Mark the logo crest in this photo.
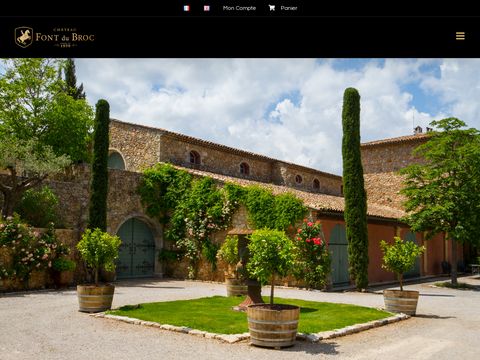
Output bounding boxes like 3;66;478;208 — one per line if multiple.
15;27;33;48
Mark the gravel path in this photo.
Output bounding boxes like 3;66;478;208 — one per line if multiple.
1;276;479;360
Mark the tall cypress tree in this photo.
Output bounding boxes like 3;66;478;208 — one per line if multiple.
64;58;86;100
88;99;110;231
341;88;369;290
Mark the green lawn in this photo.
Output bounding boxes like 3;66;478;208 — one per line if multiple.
434;281;478;290
107;296;391;334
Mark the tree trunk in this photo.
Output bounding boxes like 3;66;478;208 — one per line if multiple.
1;191;17;218
398;273;404;291
270;274;275;305
95;267;99;286
451;239;458;286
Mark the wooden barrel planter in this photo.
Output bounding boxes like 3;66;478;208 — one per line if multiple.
383;289;419;315
77;284;115;313
247;304;300;348
225;278;248;297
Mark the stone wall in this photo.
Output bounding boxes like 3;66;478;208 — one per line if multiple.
159;136;273;183
0;229;78;292
271;162;342;196
109;120;161;171
361;139;426;174
109;119;342;196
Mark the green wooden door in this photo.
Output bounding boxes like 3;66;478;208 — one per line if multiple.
330;224;350;286
404;231;421;278
116;218;155;278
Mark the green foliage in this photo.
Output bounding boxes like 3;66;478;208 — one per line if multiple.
293;219;331;289
41;92;93;163
0;58;93;163
88;100;110;231
174;177;238;278
14;186;60;228
0;137;70;218
244;186;276;228
380;237;425;291
217;235;239;266
158;249;183;262
77;228;121;286
63;58;86;100
244;186;307;230
247;229;294;304
52;257;76;272
202;239;219;272
138;164;305;280
0;216;62;281
139;163;192;222
401;118;480;285
341;87;369;291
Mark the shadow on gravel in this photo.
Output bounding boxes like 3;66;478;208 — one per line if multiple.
120;285;185;289
265;341;339;355
415;314;456;320
115;279;185;290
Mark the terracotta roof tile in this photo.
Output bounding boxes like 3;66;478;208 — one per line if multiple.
364;172;406;211
173;164;405;221
361;133;430;147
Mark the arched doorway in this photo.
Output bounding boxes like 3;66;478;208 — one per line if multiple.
116;218;155;278
329;224;350;286
108;151;126;170
404;231;420;278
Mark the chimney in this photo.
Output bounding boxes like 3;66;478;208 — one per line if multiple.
414;126;423;134
426;127;433;133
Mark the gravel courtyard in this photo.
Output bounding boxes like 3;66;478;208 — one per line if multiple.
1;276;479;360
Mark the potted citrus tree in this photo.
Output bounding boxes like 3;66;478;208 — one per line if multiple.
246;229;298;348
217;235;247;296
380;236;425;315
76;228;121;313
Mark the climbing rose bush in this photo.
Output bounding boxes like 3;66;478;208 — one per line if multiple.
0;215;60;281
293;219;331;289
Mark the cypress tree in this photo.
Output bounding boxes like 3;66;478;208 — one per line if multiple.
64;58;86;100
341;88;369;290
88;99;110;231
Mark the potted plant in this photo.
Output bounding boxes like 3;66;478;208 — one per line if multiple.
380;236;425;315
217;235;247;296
76;228;121;313
246;229;298;348
52;257;76;288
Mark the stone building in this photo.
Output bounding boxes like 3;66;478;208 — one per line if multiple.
4;119;459;288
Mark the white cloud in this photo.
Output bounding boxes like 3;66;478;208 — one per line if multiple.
76;58;473;175
421;59;480;127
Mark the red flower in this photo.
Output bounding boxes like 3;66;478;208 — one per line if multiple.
303;218;308;223
307;222;313;227
297;228;302;233
306;239;311;243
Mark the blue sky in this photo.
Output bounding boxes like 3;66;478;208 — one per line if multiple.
76;59;480;175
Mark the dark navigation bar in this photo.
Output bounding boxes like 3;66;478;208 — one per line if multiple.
0;15;479;57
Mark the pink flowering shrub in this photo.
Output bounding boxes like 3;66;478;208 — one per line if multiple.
293;218;331;289
0;215;62;281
